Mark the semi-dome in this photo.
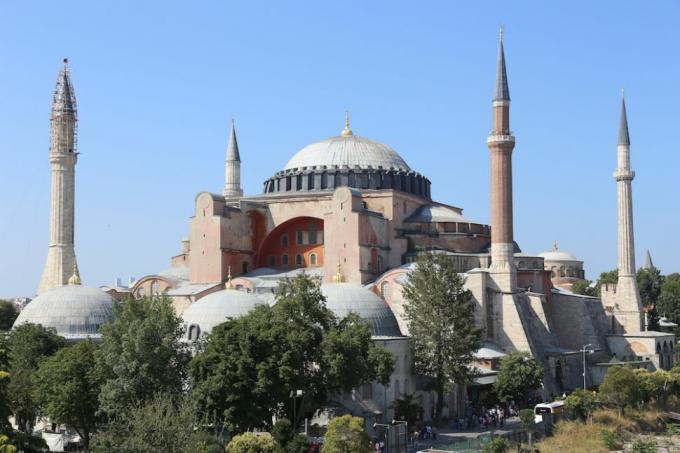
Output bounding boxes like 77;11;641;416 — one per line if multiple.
284;134;411;172
13;284;115;340
321;282;402;337
538;241;579;262
182;288;264;340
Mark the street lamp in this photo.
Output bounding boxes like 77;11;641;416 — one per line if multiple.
290;390;303;429
373;423;390;452
580;344;596;390
391;420;408;452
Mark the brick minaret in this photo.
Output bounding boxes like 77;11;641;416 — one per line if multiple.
487;29;516;291
38;59;79;294
613;94;643;332
223;119;243;199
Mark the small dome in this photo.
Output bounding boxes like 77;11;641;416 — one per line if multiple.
321;283;402;337
13;285;115;340
284;134;410;172
181;289;264;340
538;242;579;262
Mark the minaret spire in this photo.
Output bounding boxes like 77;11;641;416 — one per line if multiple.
643;250;654;270
612;92;643;332
223;118;243;199
487;28;517;291
38;58;79;294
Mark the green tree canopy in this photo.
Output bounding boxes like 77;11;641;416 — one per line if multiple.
599;365;640;414
564;388;597;421
321;415;370;453
493;352;543;406
0;302;18;331
571;280;596;297
33;340;101;451
226;433;280;453
91;393;220;453
95;296;189;418
189;274;393;434
658;274;680;329
401;252;482;421
7;323;65;432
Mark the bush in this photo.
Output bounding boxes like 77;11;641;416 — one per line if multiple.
321;415;370;453
630;438;657;453
565;389;597;421
482;436;508;453
226;433;281;453
600;428;622;450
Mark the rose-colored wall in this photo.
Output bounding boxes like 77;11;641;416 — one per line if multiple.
256;216;324;268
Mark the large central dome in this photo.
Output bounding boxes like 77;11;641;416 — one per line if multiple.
284;119;410;171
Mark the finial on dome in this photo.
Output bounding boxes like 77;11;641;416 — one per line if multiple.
226;266;234;289
332;263;345;283
68;263;81;285
341;111;353;136
552;240;558;251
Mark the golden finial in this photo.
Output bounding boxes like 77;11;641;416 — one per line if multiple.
67;262;81;285
332;263;345;283
226;266;234;289
552;240;558;251
341;111;353;136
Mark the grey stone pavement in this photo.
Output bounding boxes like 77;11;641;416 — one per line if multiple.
408;417;523;452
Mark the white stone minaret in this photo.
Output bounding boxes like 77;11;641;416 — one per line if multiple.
487;28;517;292
223;119;243;198
612;93;644;332
38;59;79;295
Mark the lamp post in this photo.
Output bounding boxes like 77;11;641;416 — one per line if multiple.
290;390;303;429
374;423;390;452
581;344;594;390
391;420;408;453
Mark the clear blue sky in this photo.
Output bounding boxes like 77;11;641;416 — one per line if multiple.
1;1;678;297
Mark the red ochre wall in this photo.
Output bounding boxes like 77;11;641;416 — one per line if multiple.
257;217;324;269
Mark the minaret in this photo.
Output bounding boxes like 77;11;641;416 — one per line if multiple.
223;119;243;198
38;59;79;294
613;93;643;332
487;28;517;291
643;250;654;270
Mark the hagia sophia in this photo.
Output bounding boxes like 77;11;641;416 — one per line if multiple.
13;33;677;423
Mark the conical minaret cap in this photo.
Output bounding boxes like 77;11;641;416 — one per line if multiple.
52;58;77;119
493;28;510;102
226;119;240;162
618;93;630;146
643;250;654;270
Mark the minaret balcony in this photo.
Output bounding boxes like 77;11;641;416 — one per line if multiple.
614;169;635;181
486;134;515;145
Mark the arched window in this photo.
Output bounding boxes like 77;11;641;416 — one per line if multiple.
137;287;146;298
394;380;401;399
242;262;249;274
309;224;317;244
282;254;289;266
518;261;526;269
280;234;289;248
151;280;160;295
188;324;201;341
381;282;390;299
403;354;408;373
404;378;410;394
362;383;373;399
295;254;303;266
296;230;304;245
268;255;276;267
309;253;317;266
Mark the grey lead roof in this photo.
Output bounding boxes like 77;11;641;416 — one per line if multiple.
618;96;630;145
226;119;240;162
493;36;510;102
52;59;77;119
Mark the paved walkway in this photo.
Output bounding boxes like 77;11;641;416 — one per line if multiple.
408;417;523;452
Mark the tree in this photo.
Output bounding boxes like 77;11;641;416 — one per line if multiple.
401;252;482;421
390;393;421;428
599;365;640;415
190;274;393;433
571;280;596;297
321;415;370;453
7;324;65;432
33;341;101;451
226;433;280;453
519;408;535;448
637;267;664;330
0;302;18;331
564;388;596;421
658;274;680;331
493;353;543;407
482;436;508;453
96;296;189;418
595;269;618;297
92;393;220;453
